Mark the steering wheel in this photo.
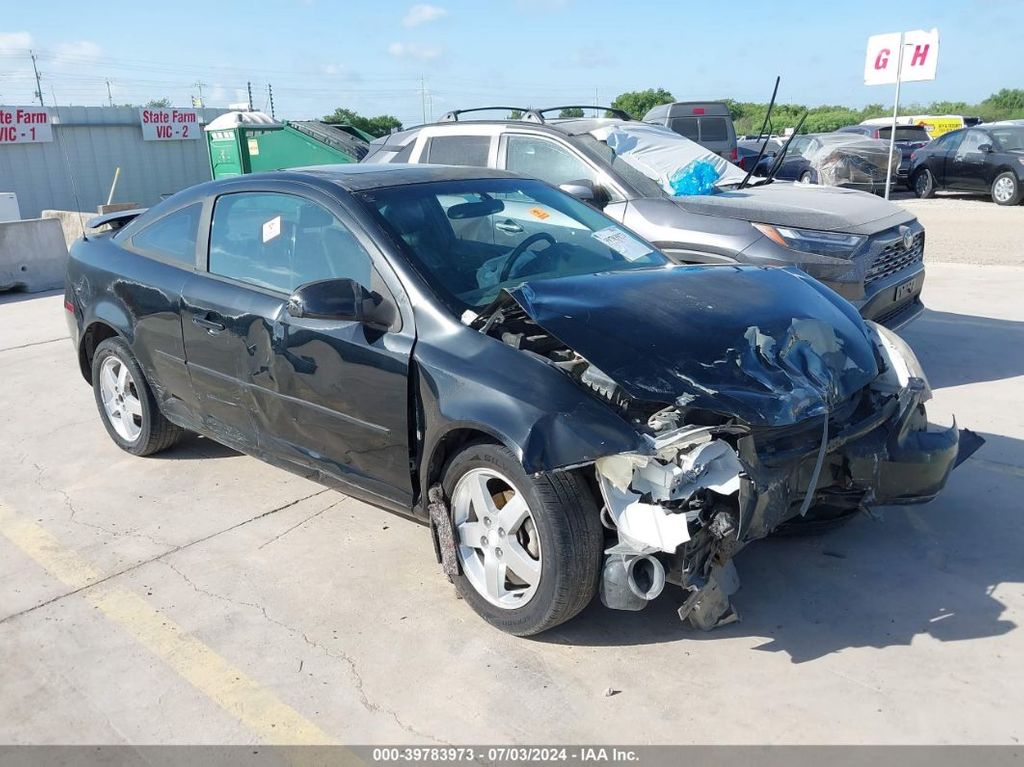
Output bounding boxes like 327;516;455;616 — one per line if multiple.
498;232;557;283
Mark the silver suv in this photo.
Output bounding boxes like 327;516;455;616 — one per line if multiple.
364;107;927;328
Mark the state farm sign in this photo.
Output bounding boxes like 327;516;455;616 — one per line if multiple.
865;29;940;85
139;108;201;140
0;107;54;143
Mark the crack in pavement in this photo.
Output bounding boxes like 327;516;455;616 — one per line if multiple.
0;489;331;626
162;557;446;744
0;337;66;353
257;500;342;550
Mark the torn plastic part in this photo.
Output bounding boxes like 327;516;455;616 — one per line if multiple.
595;438;743;553
428;485;460;578
677;561;740;630
865;320;932;402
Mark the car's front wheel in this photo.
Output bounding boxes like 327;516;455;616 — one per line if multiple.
913;168;936;198
799;171;814;184
92;337;184;456
991;171;1022;206
442;442;603;636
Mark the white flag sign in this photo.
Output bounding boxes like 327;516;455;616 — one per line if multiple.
864;28;939;85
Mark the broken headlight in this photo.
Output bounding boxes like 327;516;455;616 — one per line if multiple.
865;320;931;401
753;223;867;259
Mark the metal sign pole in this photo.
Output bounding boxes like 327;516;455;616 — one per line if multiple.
884;32;905;200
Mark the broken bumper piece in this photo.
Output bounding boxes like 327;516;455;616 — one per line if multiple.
593;384;964;630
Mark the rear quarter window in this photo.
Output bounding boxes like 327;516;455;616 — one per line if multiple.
128;203;202;265
423;135;491;166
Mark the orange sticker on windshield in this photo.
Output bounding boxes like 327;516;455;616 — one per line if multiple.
528;207;550;220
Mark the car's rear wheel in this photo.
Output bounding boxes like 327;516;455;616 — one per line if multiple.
913;168;935;198
991;172;1021;206
92;337;184;456
442;442;603;636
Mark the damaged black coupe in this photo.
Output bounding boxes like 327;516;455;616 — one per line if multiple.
65;165;964;636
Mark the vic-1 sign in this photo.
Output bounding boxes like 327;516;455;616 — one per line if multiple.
139;108;201;140
865;29;940;85
0;107;54;143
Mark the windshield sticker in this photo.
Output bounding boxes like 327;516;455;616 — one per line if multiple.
262;215;282;243
528;207;550;220
592;226;652;261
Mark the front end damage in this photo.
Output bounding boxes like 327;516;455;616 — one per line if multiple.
471;266;971;629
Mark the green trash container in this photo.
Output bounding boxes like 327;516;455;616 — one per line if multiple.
205;112;369;179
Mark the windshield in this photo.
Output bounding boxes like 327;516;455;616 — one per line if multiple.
587;122;746;196
992;127;1024;151
359;178;667;315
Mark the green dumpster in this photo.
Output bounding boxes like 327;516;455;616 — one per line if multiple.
205;111;370;179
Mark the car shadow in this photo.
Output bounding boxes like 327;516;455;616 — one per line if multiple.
901;308;1024;389
539;430;1020;661
152;433;241;460
0;287;62;305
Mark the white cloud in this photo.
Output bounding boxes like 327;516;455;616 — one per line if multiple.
53;40;102;69
402;3;447;27
322;63;346;76
570;47;616;68
387;41;444;61
0;31;33;53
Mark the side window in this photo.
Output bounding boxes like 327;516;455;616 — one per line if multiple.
129;203;201;265
505;135;598;187
787;137;810;157
208;193;373;293
423;135;491;167
955;130;987;159
392;141;415;163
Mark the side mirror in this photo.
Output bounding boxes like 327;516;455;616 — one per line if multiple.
559;179;608;208
977;143;993;154
286;278;395;330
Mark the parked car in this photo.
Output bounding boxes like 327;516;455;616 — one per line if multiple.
365;108;929;328
836;124;931;187
66;165;963;636
643;101;738;163
910;124;1024;205
736;137;782;173
768;133;901;194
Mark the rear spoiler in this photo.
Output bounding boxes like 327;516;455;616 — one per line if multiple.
84;208;148;235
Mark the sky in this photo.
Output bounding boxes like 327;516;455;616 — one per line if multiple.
1;0;1021;127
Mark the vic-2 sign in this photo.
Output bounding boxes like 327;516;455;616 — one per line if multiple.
139;108;201;141
865;29;940;86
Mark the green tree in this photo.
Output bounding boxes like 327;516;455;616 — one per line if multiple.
144;98;172;108
609;88;675;119
558;107;585;118
322;107;403;137
509;109;524;119
979;88;1024;120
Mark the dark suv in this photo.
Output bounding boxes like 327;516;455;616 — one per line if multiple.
365;107;931;328
909;124;1024;205
836;124;932;188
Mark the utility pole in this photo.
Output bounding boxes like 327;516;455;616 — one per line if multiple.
30;50;44;107
193;80;207;107
246;81;253;111
267;83;275;120
106;79;113;107
421;77;427;124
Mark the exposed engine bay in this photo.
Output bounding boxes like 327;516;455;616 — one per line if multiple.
471;274;967;629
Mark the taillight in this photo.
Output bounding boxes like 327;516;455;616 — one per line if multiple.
910;150;918;162
730;147;738;161
64;299;75;313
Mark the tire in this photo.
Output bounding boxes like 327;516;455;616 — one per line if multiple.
799;171;814;184
991;171;1021;206
442;441;603;636
774;505;859;537
912;168;935;198
92;337;184;456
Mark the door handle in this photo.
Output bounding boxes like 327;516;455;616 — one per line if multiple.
495;219;524;235
193;314;225;334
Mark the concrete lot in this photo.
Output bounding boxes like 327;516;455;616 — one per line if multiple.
1;199;1022;745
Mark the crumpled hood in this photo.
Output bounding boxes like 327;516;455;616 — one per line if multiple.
673;181;914;234
504;265;880;427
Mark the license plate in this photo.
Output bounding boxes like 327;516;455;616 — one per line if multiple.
894;277;919;302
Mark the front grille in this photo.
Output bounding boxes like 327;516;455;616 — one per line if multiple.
865;232;924;285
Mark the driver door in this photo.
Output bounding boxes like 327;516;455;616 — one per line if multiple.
948;130;992;191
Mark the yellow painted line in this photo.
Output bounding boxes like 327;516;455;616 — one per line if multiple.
0;502;341;747
969;457;1024;479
